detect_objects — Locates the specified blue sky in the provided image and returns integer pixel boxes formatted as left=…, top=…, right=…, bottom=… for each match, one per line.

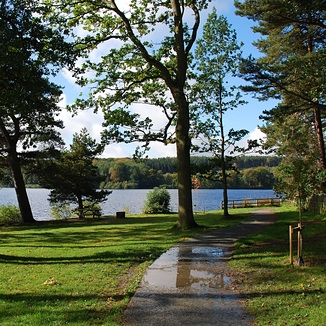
left=54, top=0, right=278, bottom=158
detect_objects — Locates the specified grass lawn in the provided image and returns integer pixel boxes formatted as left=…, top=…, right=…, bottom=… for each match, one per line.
left=0, top=209, right=252, bottom=326
left=230, top=203, right=326, bottom=326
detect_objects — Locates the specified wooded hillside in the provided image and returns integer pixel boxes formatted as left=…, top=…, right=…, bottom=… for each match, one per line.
left=0, top=156, right=280, bottom=190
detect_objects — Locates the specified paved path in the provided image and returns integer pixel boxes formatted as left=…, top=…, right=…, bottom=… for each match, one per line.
left=123, top=209, right=277, bottom=326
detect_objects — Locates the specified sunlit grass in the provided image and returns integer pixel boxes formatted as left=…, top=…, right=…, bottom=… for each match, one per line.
left=0, top=210, right=251, bottom=325
left=230, top=203, right=326, bottom=326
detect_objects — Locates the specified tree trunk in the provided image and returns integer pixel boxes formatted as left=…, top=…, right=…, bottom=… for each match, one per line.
left=314, top=106, right=326, bottom=170
left=219, top=80, right=229, bottom=217
left=175, top=94, right=198, bottom=229
left=77, top=194, right=84, bottom=219
left=222, top=167, right=229, bottom=216
left=7, top=154, right=35, bottom=223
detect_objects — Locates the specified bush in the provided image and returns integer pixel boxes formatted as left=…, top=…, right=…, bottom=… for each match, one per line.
left=0, top=205, right=23, bottom=225
left=143, top=187, right=171, bottom=214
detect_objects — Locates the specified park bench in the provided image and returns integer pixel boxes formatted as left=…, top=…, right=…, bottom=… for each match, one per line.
left=73, top=207, right=101, bottom=219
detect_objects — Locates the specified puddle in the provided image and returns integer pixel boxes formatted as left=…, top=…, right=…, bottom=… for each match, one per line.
left=142, top=245, right=231, bottom=291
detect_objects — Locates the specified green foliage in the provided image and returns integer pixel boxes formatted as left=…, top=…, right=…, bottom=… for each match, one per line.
left=235, top=0, right=326, bottom=180
left=242, top=167, right=275, bottom=189
left=143, top=187, right=171, bottom=214
left=48, top=0, right=211, bottom=228
left=51, top=203, right=76, bottom=220
left=2, top=156, right=280, bottom=189
left=192, top=9, right=248, bottom=156
left=191, top=9, right=249, bottom=215
left=261, top=112, right=322, bottom=202
left=0, top=0, right=74, bottom=223
left=38, top=128, right=111, bottom=210
left=0, top=205, right=23, bottom=225
left=235, top=0, right=326, bottom=105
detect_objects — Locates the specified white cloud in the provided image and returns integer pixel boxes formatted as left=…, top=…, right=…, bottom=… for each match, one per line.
left=148, top=142, right=176, bottom=158
left=61, top=67, right=77, bottom=85
left=102, top=143, right=133, bottom=158
left=57, top=94, right=176, bottom=158
left=234, top=127, right=266, bottom=153
left=248, top=127, right=266, bottom=142
left=58, top=94, right=104, bottom=144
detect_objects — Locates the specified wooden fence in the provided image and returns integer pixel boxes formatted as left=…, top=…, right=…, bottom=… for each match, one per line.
left=221, top=197, right=282, bottom=209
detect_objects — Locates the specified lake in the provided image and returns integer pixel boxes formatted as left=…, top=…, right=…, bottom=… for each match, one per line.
left=0, top=188, right=277, bottom=221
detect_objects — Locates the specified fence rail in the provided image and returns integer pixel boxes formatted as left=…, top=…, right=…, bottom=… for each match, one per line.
left=221, top=197, right=282, bottom=210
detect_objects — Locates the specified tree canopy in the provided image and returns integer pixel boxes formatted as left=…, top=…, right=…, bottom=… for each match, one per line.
left=235, top=0, right=326, bottom=202
left=48, top=0, right=217, bottom=228
left=235, top=0, right=326, bottom=169
left=0, top=0, right=74, bottom=223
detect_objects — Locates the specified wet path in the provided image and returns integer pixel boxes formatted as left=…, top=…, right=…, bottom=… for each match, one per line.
left=123, top=209, right=277, bottom=326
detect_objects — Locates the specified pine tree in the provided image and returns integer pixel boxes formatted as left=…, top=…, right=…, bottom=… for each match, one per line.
left=38, top=128, right=111, bottom=215
left=235, top=0, right=326, bottom=169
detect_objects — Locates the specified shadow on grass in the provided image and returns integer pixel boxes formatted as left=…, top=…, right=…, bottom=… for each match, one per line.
left=0, top=292, right=132, bottom=325
left=0, top=244, right=169, bottom=265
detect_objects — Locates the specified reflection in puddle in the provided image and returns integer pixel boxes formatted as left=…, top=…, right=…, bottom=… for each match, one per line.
left=192, top=247, right=225, bottom=257
left=142, top=246, right=231, bottom=291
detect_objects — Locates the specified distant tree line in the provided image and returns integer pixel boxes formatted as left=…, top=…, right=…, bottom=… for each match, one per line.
left=0, top=156, right=280, bottom=190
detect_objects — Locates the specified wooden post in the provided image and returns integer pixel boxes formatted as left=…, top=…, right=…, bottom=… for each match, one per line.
left=297, top=223, right=301, bottom=260
left=289, top=225, right=293, bottom=264
left=220, top=201, right=223, bottom=210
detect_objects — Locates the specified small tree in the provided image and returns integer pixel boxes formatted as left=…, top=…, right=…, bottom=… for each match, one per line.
left=143, top=188, right=171, bottom=214
left=191, top=10, right=248, bottom=216
left=38, top=128, right=111, bottom=216
left=261, top=111, right=321, bottom=204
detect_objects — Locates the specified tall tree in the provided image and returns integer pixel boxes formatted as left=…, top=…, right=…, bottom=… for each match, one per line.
left=235, top=0, right=326, bottom=170
left=48, top=0, right=214, bottom=229
left=191, top=9, right=248, bottom=216
left=0, top=0, right=73, bottom=223
left=37, top=128, right=111, bottom=214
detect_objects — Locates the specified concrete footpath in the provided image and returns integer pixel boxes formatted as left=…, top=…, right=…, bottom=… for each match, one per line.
left=123, top=209, right=277, bottom=326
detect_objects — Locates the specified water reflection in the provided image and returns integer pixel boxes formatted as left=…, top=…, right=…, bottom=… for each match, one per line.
left=142, top=245, right=231, bottom=292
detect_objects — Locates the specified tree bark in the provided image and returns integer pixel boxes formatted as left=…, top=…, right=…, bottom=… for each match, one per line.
left=175, top=93, right=198, bottom=229
left=7, top=154, right=35, bottom=223
left=220, top=124, right=229, bottom=217
left=314, top=106, right=326, bottom=170
left=219, top=78, right=229, bottom=217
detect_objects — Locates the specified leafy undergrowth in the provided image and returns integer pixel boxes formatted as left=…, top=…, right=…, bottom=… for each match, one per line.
left=230, top=204, right=326, bottom=326
left=0, top=209, right=251, bottom=326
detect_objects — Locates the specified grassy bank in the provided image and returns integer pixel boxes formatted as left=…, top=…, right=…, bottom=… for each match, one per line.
left=230, top=204, right=326, bottom=326
left=0, top=210, right=251, bottom=326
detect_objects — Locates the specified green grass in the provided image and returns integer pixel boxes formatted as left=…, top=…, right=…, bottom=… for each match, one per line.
left=0, top=210, right=251, bottom=326
left=230, top=203, right=326, bottom=326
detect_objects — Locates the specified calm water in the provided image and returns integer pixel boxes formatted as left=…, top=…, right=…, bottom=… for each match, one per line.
left=0, top=188, right=277, bottom=221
